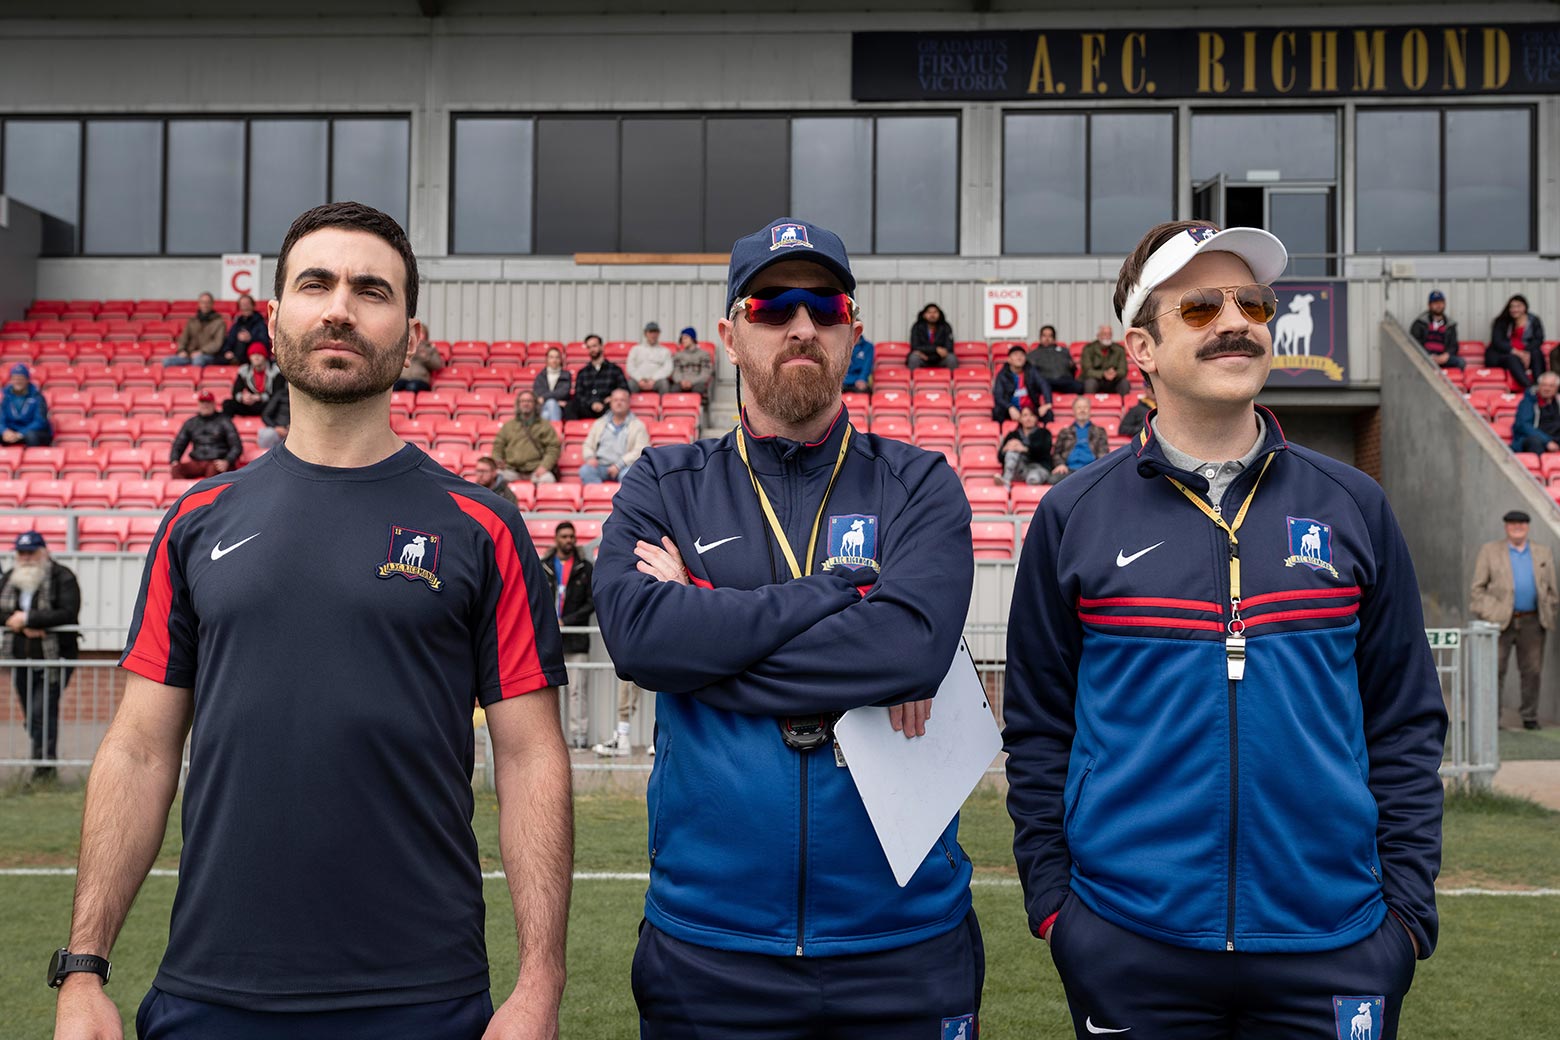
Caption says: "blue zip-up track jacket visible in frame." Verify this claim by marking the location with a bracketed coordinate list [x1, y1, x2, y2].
[1004, 409, 1448, 957]
[594, 407, 976, 957]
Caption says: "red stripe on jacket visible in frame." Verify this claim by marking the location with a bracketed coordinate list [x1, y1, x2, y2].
[451, 492, 545, 699]
[1077, 612, 1225, 632]
[1240, 603, 1361, 629]
[123, 483, 232, 680]
[1240, 585, 1362, 609]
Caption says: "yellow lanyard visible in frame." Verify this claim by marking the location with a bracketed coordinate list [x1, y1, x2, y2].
[735, 425, 853, 580]
[1164, 454, 1274, 679]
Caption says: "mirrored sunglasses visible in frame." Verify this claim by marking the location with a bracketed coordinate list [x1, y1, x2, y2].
[736, 287, 857, 328]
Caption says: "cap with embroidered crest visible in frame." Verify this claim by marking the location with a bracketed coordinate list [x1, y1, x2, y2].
[1118, 225, 1288, 326]
[726, 218, 855, 314]
[13, 530, 46, 552]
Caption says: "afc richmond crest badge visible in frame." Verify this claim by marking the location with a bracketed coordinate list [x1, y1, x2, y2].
[1332, 995, 1383, 1040]
[1284, 516, 1340, 579]
[770, 222, 813, 251]
[1187, 225, 1217, 244]
[821, 513, 880, 573]
[378, 525, 443, 590]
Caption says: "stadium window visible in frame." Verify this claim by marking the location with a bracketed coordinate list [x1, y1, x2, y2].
[1, 120, 81, 256]
[249, 120, 328, 255]
[1355, 110, 1440, 254]
[790, 117, 874, 256]
[1002, 113, 1087, 254]
[704, 119, 789, 253]
[1190, 112, 1337, 184]
[165, 120, 245, 255]
[451, 117, 534, 254]
[1090, 113, 1174, 256]
[1445, 108, 1531, 253]
[875, 116, 959, 255]
[533, 118, 620, 255]
[331, 118, 410, 232]
[82, 120, 164, 255]
[620, 118, 704, 253]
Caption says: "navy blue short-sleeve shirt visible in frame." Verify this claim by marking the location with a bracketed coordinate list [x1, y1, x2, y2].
[120, 443, 567, 1011]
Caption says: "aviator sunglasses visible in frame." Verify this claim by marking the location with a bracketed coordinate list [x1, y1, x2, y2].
[1148, 284, 1278, 329]
[733, 287, 858, 327]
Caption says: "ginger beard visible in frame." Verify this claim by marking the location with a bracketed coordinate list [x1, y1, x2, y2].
[735, 333, 850, 427]
[272, 319, 409, 406]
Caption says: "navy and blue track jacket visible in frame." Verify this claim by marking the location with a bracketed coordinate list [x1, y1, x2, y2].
[1004, 408, 1447, 957]
[594, 407, 976, 957]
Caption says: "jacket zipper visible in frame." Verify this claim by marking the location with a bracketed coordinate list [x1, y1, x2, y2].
[1223, 529, 1239, 952]
[796, 751, 808, 956]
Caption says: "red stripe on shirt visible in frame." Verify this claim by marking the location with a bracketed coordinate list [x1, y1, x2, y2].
[1077, 612, 1225, 632]
[1077, 595, 1221, 613]
[1240, 585, 1361, 609]
[687, 572, 714, 590]
[124, 483, 231, 679]
[1239, 603, 1361, 629]
[450, 492, 545, 699]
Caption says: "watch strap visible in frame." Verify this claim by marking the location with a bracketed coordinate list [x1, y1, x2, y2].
[50, 951, 110, 987]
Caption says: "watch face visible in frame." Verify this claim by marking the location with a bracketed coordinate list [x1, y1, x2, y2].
[48, 948, 66, 985]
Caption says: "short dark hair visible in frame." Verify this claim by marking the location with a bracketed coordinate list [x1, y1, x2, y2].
[1008, 345, 1027, 357]
[475, 455, 498, 468]
[584, 334, 603, 346]
[1114, 219, 1220, 342]
[1039, 324, 1056, 337]
[274, 201, 419, 318]
[555, 521, 576, 535]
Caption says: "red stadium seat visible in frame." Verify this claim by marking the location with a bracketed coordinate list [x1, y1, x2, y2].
[95, 417, 142, 446]
[0, 514, 68, 543]
[26, 478, 74, 509]
[535, 483, 584, 512]
[872, 389, 910, 419]
[489, 341, 527, 365]
[410, 391, 457, 419]
[13, 446, 65, 478]
[448, 341, 489, 366]
[77, 516, 130, 552]
[953, 342, 989, 366]
[453, 390, 505, 419]
[105, 447, 157, 480]
[572, 519, 604, 545]
[870, 417, 911, 441]
[966, 485, 1008, 512]
[556, 445, 584, 480]
[125, 516, 162, 552]
[971, 520, 1018, 559]
[525, 518, 560, 550]
[508, 482, 536, 510]
[1009, 483, 1050, 514]
[60, 446, 110, 479]
[424, 446, 468, 473]
[431, 418, 482, 449]
[117, 479, 168, 511]
[1514, 452, 1542, 477]
[70, 478, 120, 510]
[162, 479, 198, 505]
[959, 445, 1000, 479]
[0, 479, 28, 507]
[875, 342, 910, 365]
[581, 483, 618, 516]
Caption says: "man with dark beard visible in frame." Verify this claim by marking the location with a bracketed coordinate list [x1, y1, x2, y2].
[593, 217, 981, 1038]
[0, 530, 79, 784]
[1004, 221, 1446, 1040]
[54, 203, 572, 1040]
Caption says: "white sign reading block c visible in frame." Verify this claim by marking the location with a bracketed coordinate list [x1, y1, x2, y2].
[220, 254, 261, 302]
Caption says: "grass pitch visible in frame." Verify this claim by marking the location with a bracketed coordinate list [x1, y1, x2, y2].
[1, 784, 1556, 1038]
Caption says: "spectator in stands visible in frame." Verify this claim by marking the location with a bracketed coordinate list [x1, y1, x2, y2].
[0, 364, 53, 447]
[908, 302, 956, 370]
[844, 336, 874, 392]
[569, 333, 630, 420]
[533, 345, 572, 421]
[1510, 372, 1560, 454]
[541, 521, 596, 749]
[999, 405, 1055, 486]
[628, 321, 674, 393]
[1, 530, 79, 784]
[223, 343, 285, 418]
[219, 293, 271, 364]
[1410, 291, 1464, 369]
[1027, 324, 1084, 394]
[164, 292, 228, 367]
[991, 345, 1054, 423]
[491, 390, 560, 484]
[579, 387, 648, 484]
[392, 339, 444, 393]
[169, 390, 242, 478]
[257, 382, 289, 451]
[472, 454, 519, 505]
[1048, 395, 1109, 482]
[1118, 385, 1156, 439]
[1487, 294, 1545, 387]
[667, 327, 715, 400]
[1471, 509, 1556, 731]
[1081, 322, 1130, 395]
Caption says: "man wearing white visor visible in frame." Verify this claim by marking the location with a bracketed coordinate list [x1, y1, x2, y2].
[1003, 221, 1447, 1039]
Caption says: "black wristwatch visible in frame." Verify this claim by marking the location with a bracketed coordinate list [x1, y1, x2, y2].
[48, 948, 110, 988]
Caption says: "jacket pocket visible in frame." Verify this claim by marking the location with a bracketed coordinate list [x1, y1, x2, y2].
[935, 833, 961, 876]
[1063, 762, 1095, 841]
[647, 731, 670, 864]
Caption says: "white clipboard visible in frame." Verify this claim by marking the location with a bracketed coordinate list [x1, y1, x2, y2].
[833, 639, 1003, 887]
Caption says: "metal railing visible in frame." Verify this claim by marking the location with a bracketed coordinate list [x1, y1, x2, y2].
[3, 624, 1501, 789]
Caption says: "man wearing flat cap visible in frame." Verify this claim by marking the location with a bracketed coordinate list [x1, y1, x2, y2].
[1472, 509, 1556, 730]
[0, 530, 79, 783]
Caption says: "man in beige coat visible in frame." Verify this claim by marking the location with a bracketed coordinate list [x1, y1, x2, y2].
[1471, 509, 1558, 729]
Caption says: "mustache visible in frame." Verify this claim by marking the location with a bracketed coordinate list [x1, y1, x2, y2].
[300, 326, 371, 354]
[772, 344, 830, 372]
[1196, 334, 1266, 360]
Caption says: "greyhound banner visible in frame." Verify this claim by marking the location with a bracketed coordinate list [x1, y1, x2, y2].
[1266, 281, 1348, 386]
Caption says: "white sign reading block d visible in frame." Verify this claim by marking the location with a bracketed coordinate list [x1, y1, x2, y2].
[220, 254, 261, 302]
[982, 284, 1029, 340]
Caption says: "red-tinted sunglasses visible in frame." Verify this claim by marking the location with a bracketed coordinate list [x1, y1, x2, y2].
[734, 287, 858, 327]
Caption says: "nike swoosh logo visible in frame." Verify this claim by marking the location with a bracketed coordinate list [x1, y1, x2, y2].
[694, 535, 742, 555]
[1115, 541, 1165, 568]
[210, 533, 261, 561]
[1086, 1018, 1131, 1034]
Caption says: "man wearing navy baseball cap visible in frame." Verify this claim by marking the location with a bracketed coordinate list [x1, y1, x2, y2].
[1005, 220, 1447, 1039]
[0, 530, 80, 783]
[1, 363, 54, 447]
[594, 217, 982, 1037]
[1410, 290, 1465, 370]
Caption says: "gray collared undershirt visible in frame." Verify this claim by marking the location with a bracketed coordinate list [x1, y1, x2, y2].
[1152, 412, 1267, 509]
